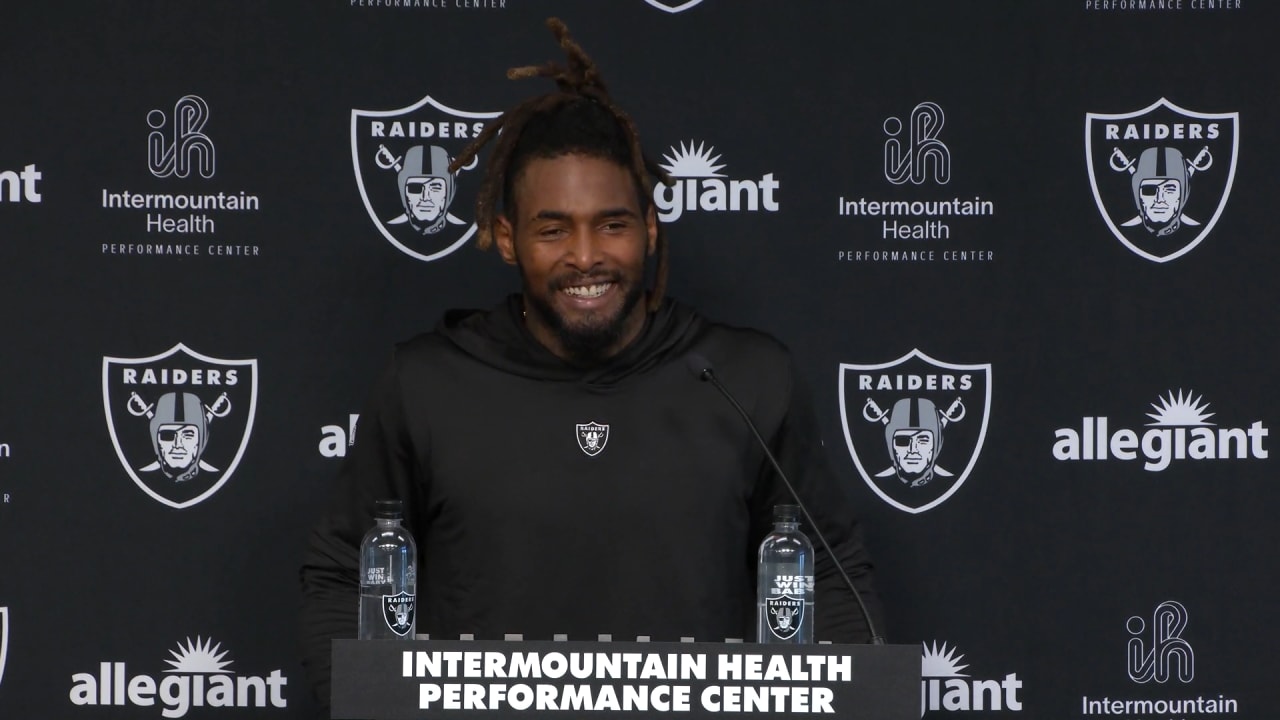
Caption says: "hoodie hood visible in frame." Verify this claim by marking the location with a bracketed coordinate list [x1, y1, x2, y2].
[437, 294, 704, 387]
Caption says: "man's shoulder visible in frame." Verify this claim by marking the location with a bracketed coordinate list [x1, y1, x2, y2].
[685, 311, 793, 376]
[390, 328, 452, 359]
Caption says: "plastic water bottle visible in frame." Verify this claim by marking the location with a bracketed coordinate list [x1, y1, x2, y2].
[358, 499, 418, 639]
[757, 504, 814, 643]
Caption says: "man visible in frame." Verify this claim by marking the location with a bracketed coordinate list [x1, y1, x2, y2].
[884, 398, 943, 487]
[148, 392, 206, 482]
[397, 145, 456, 235]
[1131, 146, 1189, 237]
[301, 18, 882, 709]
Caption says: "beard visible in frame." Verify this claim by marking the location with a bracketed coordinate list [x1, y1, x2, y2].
[523, 268, 646, 365]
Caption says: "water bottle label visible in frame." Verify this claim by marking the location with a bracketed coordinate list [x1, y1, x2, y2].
[382, 591, 416, 637]
[765, 596, 804, 640]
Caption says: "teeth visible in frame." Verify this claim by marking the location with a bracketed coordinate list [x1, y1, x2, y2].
[563, 283, 611, 298]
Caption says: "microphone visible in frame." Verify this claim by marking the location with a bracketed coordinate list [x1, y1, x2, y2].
[685, 352, 885, 645]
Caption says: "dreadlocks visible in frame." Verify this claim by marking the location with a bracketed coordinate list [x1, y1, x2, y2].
[449, 17, 673, 311]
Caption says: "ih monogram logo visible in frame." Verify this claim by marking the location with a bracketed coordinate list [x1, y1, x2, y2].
[884, 102, 950, 185]
[1127, 601, 1194, 684]
[148, 95, 215, 179]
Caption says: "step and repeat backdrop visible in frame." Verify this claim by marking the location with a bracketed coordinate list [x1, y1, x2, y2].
[1, 0, 1275, 718]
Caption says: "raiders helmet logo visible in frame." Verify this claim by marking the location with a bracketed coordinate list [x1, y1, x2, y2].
[102, 343, 258, 509]
[351, 95, 501, 262]
[576, 422, 610, 457]
[839, 349, 991, 514]
[765, 596, 803, 641]
[383, 591, 416, 637]
[1085, 98, 1238, 263]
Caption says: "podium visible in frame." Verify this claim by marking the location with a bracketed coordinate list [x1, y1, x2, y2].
[332, 639, 919, 719]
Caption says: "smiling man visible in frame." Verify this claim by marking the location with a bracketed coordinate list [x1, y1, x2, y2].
[301, 18, 882, 711]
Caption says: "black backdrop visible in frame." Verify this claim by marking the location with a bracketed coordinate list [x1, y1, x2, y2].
[1, 1, 1275, 718]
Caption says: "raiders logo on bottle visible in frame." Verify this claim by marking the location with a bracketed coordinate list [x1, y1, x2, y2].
[383, 592, 415, 637]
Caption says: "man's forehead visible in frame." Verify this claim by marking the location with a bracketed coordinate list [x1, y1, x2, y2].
[511, 154, 642, 212]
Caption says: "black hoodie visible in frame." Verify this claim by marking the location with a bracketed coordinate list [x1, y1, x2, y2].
[300, 296, 882, 707]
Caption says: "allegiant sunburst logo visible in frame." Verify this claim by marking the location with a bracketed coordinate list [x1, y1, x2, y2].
[921, 641, 1022, 715]
[70, 636, 287, 716]
[1053, 389, 1268, 471]
[651, 140, 779, 222]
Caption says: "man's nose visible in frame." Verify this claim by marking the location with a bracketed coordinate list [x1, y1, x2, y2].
[565, 227, 603, 269]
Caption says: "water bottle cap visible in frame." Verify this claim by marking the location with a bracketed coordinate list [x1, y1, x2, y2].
[772, 504, 800, 523]
[373, 499, 404, 520]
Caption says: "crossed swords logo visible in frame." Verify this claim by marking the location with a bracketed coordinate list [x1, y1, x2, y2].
[1109, 145, 1213, 228]
[374, 144, 477, 228]
[861, 396, 965, 479]
[126, 391, 231, 473]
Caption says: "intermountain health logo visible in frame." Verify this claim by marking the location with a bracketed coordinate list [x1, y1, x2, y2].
[101, 95, 264, 257]
[839, 350, 991, 513]
[1052, 389, 1267, 471]
[836, 102, 997, 264]
[652, 140, 779, 222]
[352, 95, 500, 262]
[1085, 98, 1238, 262]
[103, 343, 258, 508]
[644, 0, 706, 12]
[1079, 601, 1239, 717]
[921, 642, 1022, 716]
[0, 163, 42, 203]
[70, 636, 288, 717]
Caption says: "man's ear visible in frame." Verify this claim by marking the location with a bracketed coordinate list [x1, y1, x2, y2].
[645, 204, 658, 256]
[495, 215, 517, 266]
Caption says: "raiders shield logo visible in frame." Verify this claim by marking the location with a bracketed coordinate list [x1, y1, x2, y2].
[102, 343, 258, 509]
[383, 591, 415, 637]
[839, 349, 991, 514]
[0, 606, 8, 688]
[643, 0, 706, 12]
[765, 596, 803, 641]
[1085, 98, 1239, 263]
[351, 95, 501, 262]
[576, 422, 609, 457]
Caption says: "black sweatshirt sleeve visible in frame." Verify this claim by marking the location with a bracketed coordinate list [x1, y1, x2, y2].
[298, 352, 425, 712]
[752, 358, 885, 644]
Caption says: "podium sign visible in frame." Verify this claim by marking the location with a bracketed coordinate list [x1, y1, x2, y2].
[332, 639, 919, 719]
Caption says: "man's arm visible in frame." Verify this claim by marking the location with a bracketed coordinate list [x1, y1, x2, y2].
[751, 358, 885, 643]
[298, 352, 425, 712]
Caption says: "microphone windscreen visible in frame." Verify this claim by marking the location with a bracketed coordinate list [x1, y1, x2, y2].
[685, 352, 714, 381]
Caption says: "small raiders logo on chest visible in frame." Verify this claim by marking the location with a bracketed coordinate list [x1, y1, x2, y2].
[576, 422, 610, 457]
